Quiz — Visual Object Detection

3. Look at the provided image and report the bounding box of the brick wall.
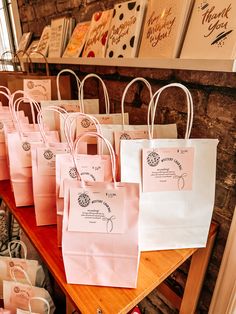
[17,1,236,313]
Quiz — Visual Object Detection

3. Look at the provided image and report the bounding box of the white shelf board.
[21,57,236,72]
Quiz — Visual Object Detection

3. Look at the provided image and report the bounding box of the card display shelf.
[21,57,236,73]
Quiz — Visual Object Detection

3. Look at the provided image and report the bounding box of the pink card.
[23,79,51,102]
[114,130,149,154]
[142,147,194,192]
[9,283,34,310]
[68,186,125,233]
[36,144,70,175]
[59,155,105,197]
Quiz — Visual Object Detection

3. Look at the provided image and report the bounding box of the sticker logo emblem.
[120,133,131,140]
[69,167,78,179]
[14,286,20,293]
[22,142,31,151]
[81,118,91,128]
[43,150,54,160]
[78,193,90,207]
[147,151,160,167]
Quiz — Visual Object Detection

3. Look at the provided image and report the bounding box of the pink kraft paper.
[62,180,140,288]
[56,153,112,247]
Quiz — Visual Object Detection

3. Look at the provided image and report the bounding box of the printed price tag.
[142,147,194,192]
[114,129,149,154]
[68,186,125,233]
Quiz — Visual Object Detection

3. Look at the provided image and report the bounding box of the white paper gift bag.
[3,266,55,314]
[120,83,219,251]
[16,297,50,314]
[76,73,129,144]
[0,241,39,299]
[99,77,177,155]
[40,69,99,133]
[62,132,140,288]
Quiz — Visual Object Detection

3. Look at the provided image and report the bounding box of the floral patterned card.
[82,9,114,58]
[106,0,147,58]
[180,0,236,59]
[139,0,194,58]
[63,22,90,58]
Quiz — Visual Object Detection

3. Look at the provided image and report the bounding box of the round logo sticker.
[14,286,20,293]
[69,167,78,179]
[43,150,54,160]
[81,118,91,128]
[0,121,4,130]
[147,151,160,167]
[22,142,31,151]
[78,193,90,207]
[120,133,131,140]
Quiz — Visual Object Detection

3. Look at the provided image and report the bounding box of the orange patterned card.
[63,22,90,58]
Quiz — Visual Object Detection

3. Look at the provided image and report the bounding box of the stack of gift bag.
[0,67,218,313]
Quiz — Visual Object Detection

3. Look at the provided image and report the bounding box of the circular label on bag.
[14,286,20,293]
[78,193,90,207]
[43,149,54,160]
[147,151,160,167]
[69,167,78,179]
[120,133,131,140]
[22,142,31,151]
[81,118,91,128]
[0,122,4,130]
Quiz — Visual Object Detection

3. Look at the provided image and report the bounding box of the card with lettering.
[59,155,105,197]
[106,0,147,58]
[139,0,194,58]
[23,79,51,102]
[180,0,236,59]
[114,129,149,154]
[82,9,114,57]
[63,22,90,58]
[142,147,194,192]
[68,186,125,233]
[36,25,51,57]
[17,32,32,54]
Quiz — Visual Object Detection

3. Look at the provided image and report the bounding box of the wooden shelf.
[21,56,236,73]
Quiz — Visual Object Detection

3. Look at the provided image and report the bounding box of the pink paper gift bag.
[56,112,108,246]
[31,106,69,226]
[7,96,58,206]
[62,132,140,288]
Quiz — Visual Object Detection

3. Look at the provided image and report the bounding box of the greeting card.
[180,0,236,59]
[139,0,194,58]
[82,9,114,58]
[36,25,51,56]
[106,0,147,58]
[63,22,90,58]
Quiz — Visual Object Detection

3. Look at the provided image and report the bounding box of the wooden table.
[0,180,217,314]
